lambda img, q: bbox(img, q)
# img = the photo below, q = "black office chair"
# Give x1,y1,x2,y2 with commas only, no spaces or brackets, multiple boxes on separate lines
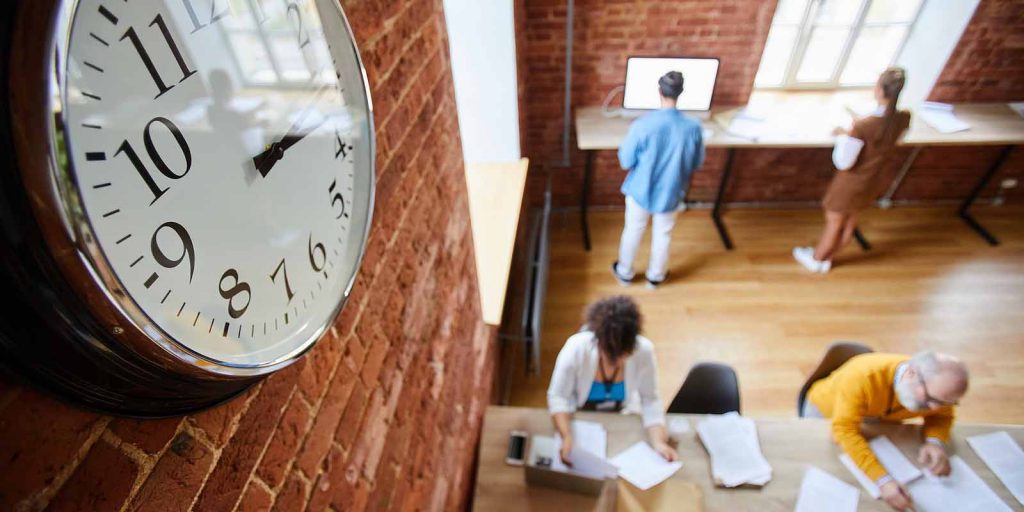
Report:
667,362,741,415
797,342,874,417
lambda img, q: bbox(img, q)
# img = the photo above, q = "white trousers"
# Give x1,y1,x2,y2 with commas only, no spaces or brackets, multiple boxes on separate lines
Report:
616,196,678,281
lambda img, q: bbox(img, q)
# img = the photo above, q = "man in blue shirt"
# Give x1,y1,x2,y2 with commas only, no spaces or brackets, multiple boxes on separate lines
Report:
613,71,705,288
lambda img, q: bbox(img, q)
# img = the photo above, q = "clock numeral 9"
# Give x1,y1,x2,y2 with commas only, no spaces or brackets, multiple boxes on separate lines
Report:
115,117,192,205
151,221,196,282
308,234,326,272
121,14,197,99
219,269,252,319
180,0,230,34
328,179,347,219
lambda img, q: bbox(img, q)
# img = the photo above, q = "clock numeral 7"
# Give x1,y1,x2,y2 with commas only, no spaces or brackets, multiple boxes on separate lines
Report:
180,0,230,34
121,14,197,99
114,117,192,205
269,258,295,303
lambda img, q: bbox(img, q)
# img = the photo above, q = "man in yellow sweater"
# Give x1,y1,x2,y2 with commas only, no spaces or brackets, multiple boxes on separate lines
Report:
805,351,969,511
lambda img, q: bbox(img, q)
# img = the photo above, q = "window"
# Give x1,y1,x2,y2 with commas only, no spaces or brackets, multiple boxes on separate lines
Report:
755,0,924,89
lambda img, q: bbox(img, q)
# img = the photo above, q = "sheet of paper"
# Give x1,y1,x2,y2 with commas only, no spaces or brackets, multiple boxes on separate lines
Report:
838,436,922,498
726,114,768,141
967,431,1024,506
609,441,683,491
795,466,859,512
918,105,971,133
697,413,772,487
1009,102,1024,118
551,420,607,472
907,455,1012,512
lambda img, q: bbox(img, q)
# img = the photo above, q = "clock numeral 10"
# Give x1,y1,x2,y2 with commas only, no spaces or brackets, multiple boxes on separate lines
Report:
114,117,192,205
121,14,197,99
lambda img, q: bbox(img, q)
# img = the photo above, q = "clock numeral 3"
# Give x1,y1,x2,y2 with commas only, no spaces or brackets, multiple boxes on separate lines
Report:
121,14,197,99
115,117,192,205
219,269,252,319
180,0,230,33
151,222,196,282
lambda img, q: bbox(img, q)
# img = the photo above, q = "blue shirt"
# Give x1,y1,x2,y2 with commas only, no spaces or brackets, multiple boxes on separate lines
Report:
618,108,705,213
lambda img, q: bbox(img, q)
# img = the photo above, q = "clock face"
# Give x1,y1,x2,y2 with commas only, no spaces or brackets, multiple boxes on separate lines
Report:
54,0,373,370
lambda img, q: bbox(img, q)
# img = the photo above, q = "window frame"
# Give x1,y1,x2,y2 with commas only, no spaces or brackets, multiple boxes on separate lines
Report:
757,0,926,91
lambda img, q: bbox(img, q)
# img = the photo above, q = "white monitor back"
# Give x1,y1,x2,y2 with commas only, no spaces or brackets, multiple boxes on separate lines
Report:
623,57,719,111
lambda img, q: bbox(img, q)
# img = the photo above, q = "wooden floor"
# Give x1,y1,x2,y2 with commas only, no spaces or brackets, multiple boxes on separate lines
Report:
506,205,1024,425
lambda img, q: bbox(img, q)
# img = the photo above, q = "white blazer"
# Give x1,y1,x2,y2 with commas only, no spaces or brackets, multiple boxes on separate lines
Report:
547,331,666,427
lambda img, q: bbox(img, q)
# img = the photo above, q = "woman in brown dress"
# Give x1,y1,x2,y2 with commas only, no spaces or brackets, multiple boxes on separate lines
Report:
794,68,911,273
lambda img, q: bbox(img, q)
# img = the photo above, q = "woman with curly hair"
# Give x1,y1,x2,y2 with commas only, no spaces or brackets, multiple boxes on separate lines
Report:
547,295,677,466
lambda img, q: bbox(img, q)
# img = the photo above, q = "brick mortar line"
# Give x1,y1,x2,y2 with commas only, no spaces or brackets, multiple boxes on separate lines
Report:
114,418,189,510
18,416,112,512
367,4,435,91
96,430,158,512
373,34,444,159
226,386,299,512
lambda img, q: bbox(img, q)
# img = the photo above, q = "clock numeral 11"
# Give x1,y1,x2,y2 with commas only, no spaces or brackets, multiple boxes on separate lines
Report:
121,14,197,99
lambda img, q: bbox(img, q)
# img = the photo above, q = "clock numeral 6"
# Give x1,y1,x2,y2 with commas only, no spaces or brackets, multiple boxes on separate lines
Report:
308,234,326,272
151,221,196,282
115,117,192,205
219,269,252,319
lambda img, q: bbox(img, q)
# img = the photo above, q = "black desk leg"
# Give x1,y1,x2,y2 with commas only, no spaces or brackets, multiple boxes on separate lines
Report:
712,148,736,250
959,145,1013,246
853,228,871,251
581,150,594,251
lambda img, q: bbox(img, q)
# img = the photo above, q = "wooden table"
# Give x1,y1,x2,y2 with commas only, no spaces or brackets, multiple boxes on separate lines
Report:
574,101,1024,251
473,406,1024,511
465,158,529,326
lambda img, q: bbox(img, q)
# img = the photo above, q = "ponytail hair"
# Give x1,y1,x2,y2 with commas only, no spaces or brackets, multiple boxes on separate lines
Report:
877,67,906,143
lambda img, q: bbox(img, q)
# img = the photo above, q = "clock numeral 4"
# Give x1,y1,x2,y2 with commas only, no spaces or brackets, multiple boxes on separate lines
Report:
115,117,192,205
121,14,197,99
180,0,230,34
334,130,352,160
151,221,196,282
219,269,252,319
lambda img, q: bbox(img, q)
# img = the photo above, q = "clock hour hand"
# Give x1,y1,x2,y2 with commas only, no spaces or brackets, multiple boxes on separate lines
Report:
252,113,328,178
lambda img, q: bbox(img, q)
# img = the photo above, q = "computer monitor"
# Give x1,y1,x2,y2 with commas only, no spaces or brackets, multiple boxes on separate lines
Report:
623,57,720,111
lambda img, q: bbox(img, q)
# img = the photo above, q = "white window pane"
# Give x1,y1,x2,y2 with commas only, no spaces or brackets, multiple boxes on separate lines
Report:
228,33,276,85
815,0,864,25
774,0,810,24
840,25,908,84
269,35,312,82
866,0,922,23
755,26,799,86
796,27,851,82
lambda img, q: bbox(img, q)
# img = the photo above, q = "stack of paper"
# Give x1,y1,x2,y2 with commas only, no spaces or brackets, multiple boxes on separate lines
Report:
609,441,684,491
724,112,769,141
918,102,971,133
908,456,1012,512
967,431,1024,506
839,436,922,498
551,420,616,479
794,466,859,512
696,412,773,487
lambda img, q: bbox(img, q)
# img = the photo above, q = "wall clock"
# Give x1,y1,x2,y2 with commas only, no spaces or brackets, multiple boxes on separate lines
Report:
0,0,374,416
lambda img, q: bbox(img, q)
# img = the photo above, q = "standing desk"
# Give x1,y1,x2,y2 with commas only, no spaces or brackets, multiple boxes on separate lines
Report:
472,406,1024,511
574,102,1024,251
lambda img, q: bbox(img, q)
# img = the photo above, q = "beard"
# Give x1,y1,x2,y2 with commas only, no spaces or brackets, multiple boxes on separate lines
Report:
895,380,927,412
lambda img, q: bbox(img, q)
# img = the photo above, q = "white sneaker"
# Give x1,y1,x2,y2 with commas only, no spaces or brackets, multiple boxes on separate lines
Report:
792,247,827,273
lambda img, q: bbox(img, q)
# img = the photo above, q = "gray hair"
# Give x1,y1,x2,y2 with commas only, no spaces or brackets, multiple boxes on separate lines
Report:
910,351,969,394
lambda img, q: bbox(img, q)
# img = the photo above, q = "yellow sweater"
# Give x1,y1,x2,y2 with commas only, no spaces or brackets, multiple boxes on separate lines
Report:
807,353,955,481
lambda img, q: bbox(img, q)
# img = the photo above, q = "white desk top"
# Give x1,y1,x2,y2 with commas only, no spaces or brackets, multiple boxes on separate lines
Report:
474,406,1024,512
465,158,529,326
575,101,1024,151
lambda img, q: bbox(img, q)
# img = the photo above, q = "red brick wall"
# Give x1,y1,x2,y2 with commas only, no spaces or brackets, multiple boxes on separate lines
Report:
928,0,1024,103
0,1,496,511
519,0,1023,209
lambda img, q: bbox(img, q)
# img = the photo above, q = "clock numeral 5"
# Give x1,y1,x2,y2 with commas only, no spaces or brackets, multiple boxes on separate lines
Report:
180,0,230,34
121,14,197,99
151,221,196,282
219,269,252,319
328,179,347,219
115,117,192,205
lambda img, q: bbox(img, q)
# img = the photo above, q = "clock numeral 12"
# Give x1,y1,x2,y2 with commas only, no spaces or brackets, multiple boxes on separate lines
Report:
114,117,192,205
121,14,197,99
180,0,230,33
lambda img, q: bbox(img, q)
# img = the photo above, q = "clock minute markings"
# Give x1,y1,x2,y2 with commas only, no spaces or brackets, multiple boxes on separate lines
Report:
97,5,119,25
89,33,110,47
84,61,104,74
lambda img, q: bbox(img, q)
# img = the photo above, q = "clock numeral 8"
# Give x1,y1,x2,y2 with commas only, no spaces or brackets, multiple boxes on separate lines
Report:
115,117,192,205
219,269,251,319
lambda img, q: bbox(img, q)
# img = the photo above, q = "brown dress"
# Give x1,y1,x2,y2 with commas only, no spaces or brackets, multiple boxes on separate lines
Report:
822,111,911,213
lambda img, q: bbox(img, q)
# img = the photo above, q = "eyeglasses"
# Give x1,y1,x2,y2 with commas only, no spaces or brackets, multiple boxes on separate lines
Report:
917,373,959,408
